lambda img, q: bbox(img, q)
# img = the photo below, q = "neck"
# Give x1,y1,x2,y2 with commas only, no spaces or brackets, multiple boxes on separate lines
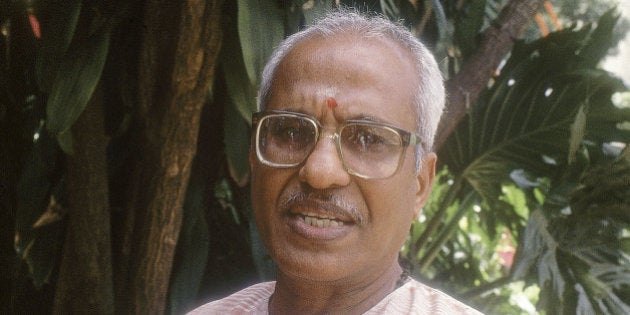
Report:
269,262,404,314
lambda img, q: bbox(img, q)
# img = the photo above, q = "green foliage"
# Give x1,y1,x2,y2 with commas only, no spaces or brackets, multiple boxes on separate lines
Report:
35,0,82,93
224,88,252,186
4,0,629,313
214,1,630,313
45,26,110,153
237,0,284,95
512,148,630,314
3,0,119,303
405,8,630,314
42,4,116,153
14,133,63,288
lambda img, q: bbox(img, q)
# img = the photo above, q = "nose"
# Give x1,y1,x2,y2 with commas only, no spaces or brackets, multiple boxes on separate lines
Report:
298,132,351,189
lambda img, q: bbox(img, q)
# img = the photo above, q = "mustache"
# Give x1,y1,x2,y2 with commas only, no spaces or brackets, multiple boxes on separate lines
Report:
279,188,364,225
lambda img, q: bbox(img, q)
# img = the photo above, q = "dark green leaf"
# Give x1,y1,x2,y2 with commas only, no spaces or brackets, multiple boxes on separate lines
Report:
224,97,251,187
441,22,629,229
221,48,256,124
221,20,257,124
45,27,111,135
14,131,63,288
35,0,82,92
237,0,285,86
578,9,622,69
56,130,73,155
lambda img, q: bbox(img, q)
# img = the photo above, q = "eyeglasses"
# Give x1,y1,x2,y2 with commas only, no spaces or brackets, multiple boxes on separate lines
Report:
252,110,422,179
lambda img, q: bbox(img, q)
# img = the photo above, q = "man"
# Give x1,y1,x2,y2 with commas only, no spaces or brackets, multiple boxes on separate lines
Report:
191,10,482,314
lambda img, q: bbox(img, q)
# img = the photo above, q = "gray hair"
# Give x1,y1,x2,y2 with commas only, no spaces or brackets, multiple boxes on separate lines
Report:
258,10,445,172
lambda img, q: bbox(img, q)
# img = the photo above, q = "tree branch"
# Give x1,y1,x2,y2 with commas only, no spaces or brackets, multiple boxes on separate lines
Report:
435,0,544,150
53,84,114,314
122,0,225,314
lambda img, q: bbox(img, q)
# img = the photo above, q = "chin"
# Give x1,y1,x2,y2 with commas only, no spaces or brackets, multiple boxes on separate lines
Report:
272,247,357,283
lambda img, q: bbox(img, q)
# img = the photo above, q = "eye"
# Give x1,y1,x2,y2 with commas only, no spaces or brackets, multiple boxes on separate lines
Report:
343,124,398,153
269,116,315,148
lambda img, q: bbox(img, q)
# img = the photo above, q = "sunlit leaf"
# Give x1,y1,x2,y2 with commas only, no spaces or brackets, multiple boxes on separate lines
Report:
568,105,587,164
420,10,629,314
440,13,629,235
221,21,257,124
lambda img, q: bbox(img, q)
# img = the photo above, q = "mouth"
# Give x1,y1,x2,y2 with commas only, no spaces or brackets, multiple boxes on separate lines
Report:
281,196,360,241
297,212,345,228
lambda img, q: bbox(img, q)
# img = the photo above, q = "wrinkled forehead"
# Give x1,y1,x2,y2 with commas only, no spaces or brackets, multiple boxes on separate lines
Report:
268,33,419,125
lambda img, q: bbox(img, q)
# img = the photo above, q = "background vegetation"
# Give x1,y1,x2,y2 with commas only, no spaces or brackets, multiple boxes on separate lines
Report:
1,0,628,314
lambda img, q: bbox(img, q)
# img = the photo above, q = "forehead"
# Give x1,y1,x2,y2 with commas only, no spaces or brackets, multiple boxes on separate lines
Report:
268,33,419,128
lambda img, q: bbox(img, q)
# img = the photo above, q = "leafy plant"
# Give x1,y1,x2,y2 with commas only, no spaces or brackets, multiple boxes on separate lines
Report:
404,9,630,314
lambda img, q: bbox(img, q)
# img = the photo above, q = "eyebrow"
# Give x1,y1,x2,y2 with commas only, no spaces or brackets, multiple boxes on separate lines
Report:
269,108,397,127
345,114,393,125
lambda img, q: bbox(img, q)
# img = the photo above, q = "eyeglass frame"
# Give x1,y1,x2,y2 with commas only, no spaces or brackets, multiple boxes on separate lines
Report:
251,110,423,179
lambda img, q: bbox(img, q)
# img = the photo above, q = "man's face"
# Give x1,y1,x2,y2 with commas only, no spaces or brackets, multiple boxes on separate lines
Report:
250,34,436,284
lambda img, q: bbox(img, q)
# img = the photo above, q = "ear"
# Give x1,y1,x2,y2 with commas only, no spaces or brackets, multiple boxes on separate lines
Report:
412,152,436,219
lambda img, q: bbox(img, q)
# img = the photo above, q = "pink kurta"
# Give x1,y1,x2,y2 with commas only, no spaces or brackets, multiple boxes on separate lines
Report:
189,279,483,314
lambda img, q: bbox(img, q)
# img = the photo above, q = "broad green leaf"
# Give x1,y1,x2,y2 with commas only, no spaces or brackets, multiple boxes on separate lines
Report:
56,130,74,155
222,6,258,123
237,0,285,86
15,131,63,288
45,27,111,135
429,13,629,313
441,20,629,233
578,9,622,69
224,97,251,187
35,0,82,93
511,148,630,314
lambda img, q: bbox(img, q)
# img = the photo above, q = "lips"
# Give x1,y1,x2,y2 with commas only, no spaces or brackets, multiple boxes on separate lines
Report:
279,191,362,241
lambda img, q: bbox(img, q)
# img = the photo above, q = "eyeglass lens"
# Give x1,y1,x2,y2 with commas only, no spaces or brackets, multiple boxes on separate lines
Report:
257,114,406,178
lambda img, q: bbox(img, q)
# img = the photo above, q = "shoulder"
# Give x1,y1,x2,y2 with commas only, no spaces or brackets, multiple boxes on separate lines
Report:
187,281,275,315
366,279,484,315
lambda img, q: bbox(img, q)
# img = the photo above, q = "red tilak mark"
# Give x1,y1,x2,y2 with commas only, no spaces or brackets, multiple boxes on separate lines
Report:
326,97,338,109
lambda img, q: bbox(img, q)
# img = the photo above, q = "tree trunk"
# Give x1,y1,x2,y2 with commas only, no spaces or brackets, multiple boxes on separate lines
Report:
121,1,224,314
435,0,545,150
53,84,114,314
